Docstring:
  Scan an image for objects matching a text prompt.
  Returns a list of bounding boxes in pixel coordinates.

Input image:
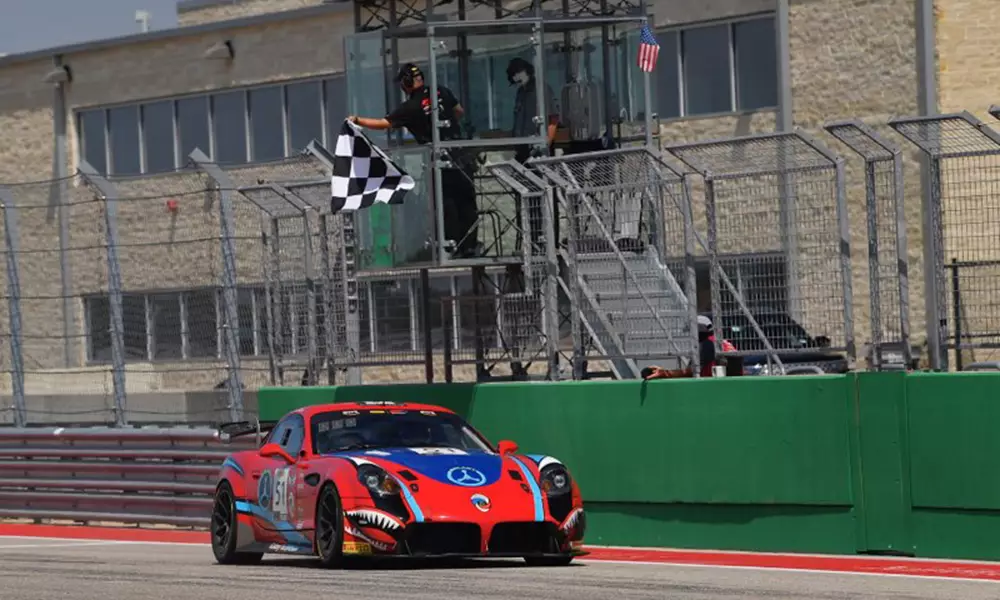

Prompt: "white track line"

[0,540,128,550]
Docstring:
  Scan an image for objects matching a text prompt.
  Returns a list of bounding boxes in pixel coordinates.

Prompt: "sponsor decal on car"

[410,447,468,455]
[344,525,393,552]
[342,541,374,555]
[470,493,491,512]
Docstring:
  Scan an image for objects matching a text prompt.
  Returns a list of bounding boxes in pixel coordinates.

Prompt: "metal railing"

[0,426,252,528]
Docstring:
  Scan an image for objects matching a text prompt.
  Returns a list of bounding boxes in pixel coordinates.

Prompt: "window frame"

[73,73,348,177]
[651,12,779,121]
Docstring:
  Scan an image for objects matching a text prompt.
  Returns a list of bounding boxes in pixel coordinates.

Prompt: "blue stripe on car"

[391,474,425,522]
[510,457,544,521]
[234,500,311,546]
[222,457,243,476]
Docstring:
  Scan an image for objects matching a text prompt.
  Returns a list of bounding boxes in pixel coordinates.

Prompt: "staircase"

[492,149,698,379]
[560,242,690,378]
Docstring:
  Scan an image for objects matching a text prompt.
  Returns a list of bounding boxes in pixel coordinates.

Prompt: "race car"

[210,400,586,567]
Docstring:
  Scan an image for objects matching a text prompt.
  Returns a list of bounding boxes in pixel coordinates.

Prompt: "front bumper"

[343,516,587,557]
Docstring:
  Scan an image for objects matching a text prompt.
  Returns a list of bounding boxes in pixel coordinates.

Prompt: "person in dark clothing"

[506,57,560,251]
[507,57,559,164]
[348,63,480,257]
[639,315,737,379]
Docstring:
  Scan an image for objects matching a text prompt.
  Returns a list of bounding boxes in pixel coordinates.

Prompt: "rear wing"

[218,419,277,445]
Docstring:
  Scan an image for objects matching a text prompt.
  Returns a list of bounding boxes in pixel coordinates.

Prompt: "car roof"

[288,401,459,419]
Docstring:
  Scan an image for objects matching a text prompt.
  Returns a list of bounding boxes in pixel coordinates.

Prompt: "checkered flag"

[331,119,415,212]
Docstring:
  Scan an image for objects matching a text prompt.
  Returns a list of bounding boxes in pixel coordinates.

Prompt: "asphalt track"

[1,533,999,599]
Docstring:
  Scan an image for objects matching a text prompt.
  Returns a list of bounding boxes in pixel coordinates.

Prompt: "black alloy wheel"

[211,481,262,565]
[315,482,345,568]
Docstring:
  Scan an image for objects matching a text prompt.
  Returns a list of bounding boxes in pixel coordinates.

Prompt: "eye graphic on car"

[446,466,487,487]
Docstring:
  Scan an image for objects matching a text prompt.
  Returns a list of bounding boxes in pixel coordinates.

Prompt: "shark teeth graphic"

[346,508,404,531]
[560,508,583,532]
[344,525,393,551]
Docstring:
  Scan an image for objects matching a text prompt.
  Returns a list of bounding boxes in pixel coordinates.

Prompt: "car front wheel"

[314,482,346,568]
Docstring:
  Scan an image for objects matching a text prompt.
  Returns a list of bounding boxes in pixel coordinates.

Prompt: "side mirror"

[260,442,295,463]
[498,440,518,456]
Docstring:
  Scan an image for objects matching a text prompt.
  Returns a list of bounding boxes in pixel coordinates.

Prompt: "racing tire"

[211,481,263,565]
[314,482,346,568]
[524,555,574,567]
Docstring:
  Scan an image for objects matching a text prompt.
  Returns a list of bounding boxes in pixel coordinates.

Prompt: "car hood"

[327,447,516,488]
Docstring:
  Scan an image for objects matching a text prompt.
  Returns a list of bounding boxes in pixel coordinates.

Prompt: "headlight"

[539,464,571,496]
[357,464,400,497]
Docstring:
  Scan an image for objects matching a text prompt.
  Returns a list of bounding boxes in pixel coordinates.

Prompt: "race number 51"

[272,468,289,519]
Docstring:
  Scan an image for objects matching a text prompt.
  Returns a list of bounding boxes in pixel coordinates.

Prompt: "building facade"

[0,0,995,394]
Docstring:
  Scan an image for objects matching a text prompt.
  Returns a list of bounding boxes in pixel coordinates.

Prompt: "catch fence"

[665,131,856,371]
[889,111,1000,371]
[5,106,1000,425]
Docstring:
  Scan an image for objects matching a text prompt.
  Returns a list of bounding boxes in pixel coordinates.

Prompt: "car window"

[310,409,493,455]
[266,414,305,457]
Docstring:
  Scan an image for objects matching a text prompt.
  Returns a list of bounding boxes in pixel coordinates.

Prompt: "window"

[177,96,210,161]
[108,105,141,175]
[186,289,218,358]
[682,25,732,116]
[122,293,147,359]
[266,413,305,457]
[79,109,107,174]
[141,101,176,174]
[652,31,681,119]
[212,90,248,164]
[150,293,182,359]
[324,76,347,148]
[249,86,285,161]
[286,81,323,152]
[77,75,343,176]
[647,15,778,120]
[734,17,779,111]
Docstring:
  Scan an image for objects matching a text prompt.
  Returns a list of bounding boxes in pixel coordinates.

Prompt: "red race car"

[210,400,586,567]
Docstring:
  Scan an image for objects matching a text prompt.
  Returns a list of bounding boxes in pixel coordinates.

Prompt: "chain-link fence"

[0,173,123,425]
[666,131,856,371]
[825,119,913,370]
[11,102,1000,424]
[889,111,1000,370]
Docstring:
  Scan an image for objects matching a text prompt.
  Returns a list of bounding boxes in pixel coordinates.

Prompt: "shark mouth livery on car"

[211,401,587,568]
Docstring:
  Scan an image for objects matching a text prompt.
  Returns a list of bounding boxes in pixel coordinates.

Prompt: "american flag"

[637,23,659,73]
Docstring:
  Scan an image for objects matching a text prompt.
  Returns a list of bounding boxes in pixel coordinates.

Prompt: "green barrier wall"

[257,370,1000,561]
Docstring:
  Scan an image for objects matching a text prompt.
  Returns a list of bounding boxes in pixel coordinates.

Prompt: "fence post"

[189,149,244,422]
[76,161,128,426]
[0,187,25,426]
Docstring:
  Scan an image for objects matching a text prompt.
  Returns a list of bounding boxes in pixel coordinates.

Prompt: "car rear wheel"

[314,482,345,568]
[211,481,262,565]
[524,555,574,567]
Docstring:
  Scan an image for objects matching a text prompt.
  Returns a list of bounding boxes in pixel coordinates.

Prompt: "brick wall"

[178,0,328,27]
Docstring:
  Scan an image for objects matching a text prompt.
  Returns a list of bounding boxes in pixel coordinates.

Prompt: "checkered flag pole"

[331,119,415,212]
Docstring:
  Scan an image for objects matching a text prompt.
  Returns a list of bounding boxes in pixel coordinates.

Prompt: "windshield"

[310,409,495,455]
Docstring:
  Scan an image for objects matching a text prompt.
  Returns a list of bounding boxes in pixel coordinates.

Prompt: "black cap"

[395,62,424,83]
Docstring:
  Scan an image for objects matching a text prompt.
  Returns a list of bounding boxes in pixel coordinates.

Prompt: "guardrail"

[0,427,255,528]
